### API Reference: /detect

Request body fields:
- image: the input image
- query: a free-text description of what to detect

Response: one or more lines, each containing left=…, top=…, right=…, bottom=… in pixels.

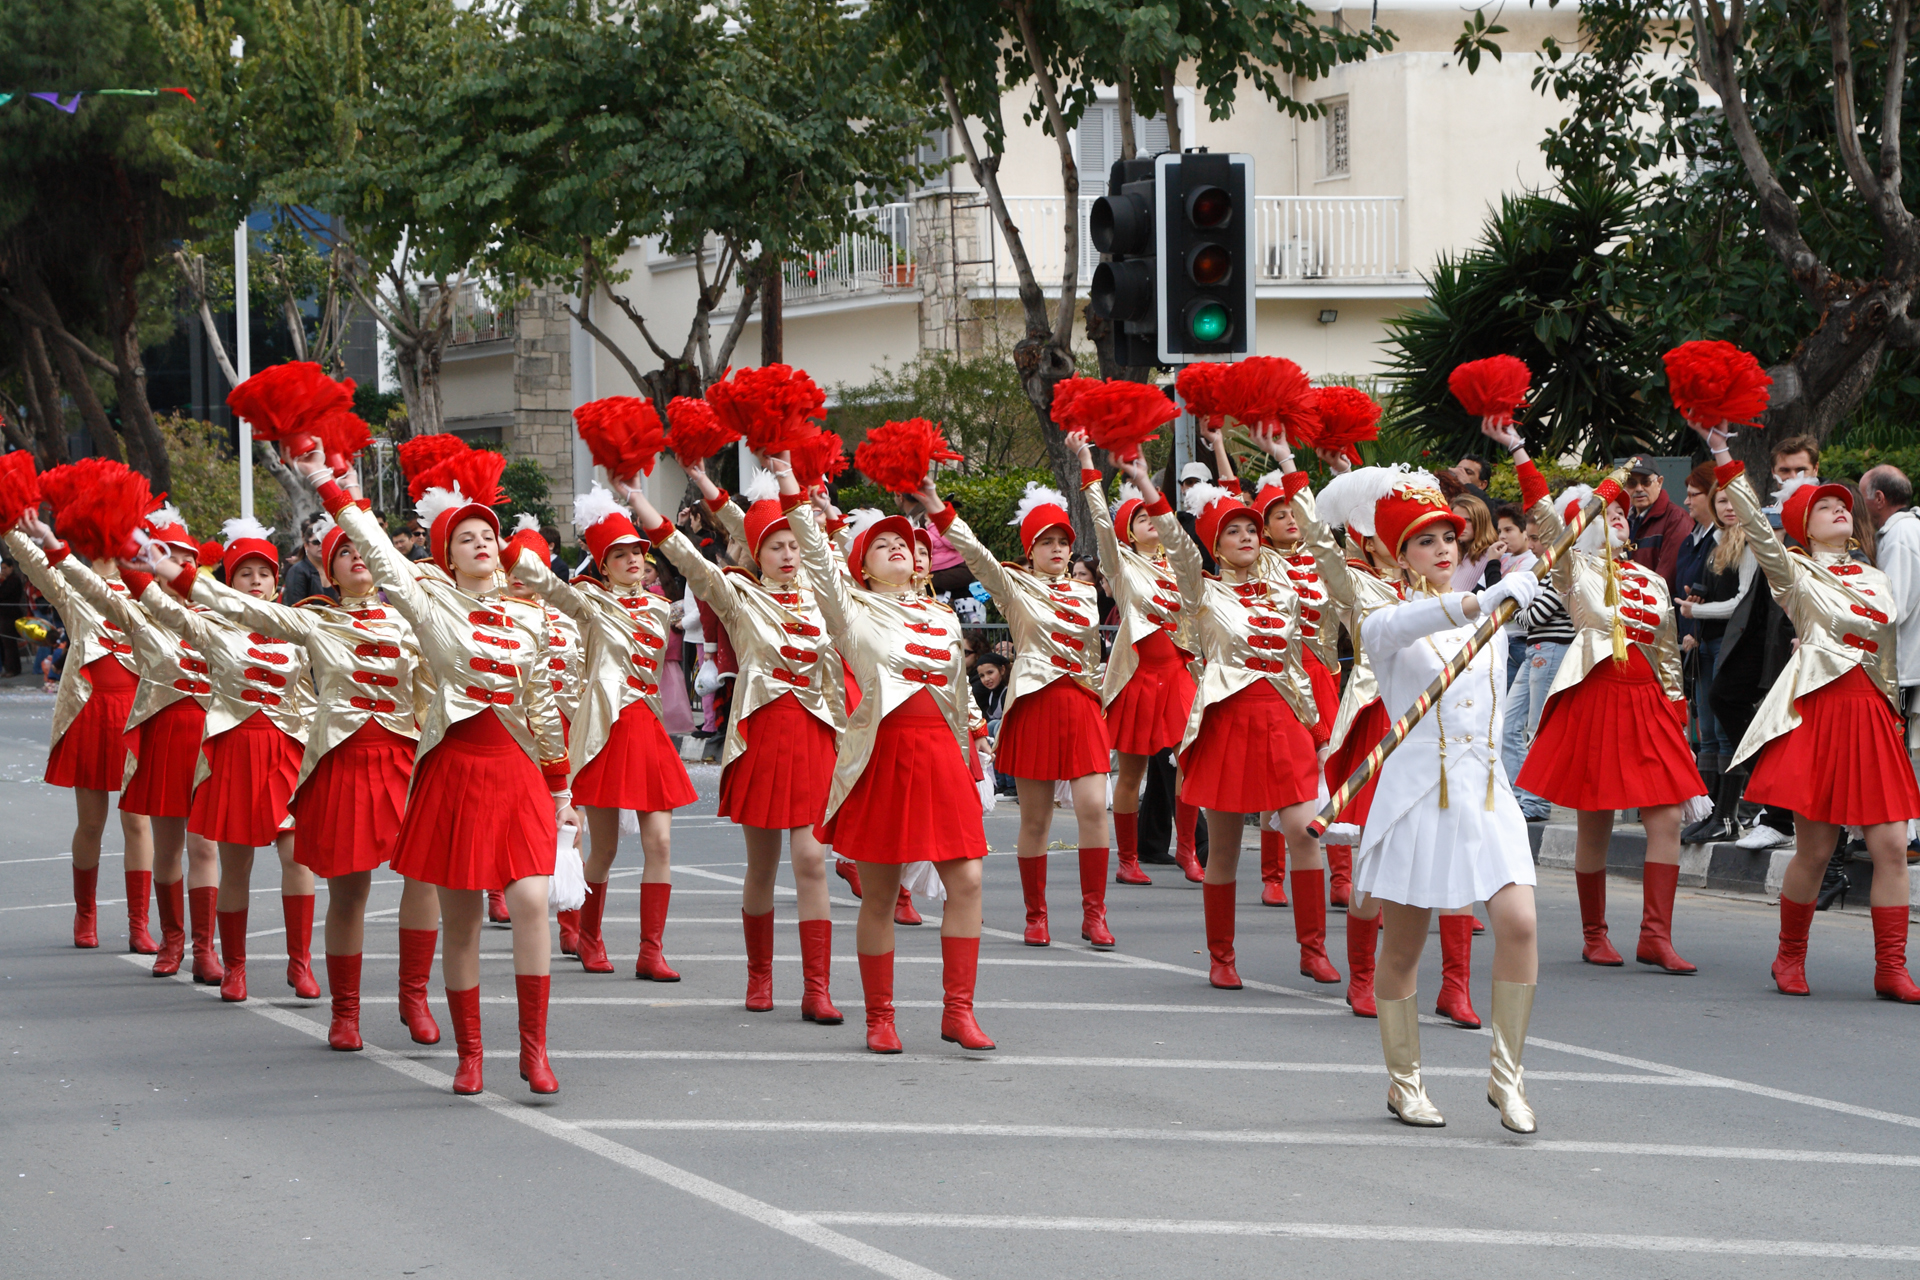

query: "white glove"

left=1476, top=570, right=1541, bottom=617
left=694, top=659, right=724, bottom=698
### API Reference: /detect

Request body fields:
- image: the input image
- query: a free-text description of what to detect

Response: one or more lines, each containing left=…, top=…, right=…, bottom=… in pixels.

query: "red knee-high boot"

left=1326, top=843, right=1353, bottom=909
left=1871, top=906, right=1920, bottom=1003
left=1259, top=829, right=1288, bottom=906
left=1346, top=912, right=1379, bottom=1018
left=894, top=886, right=922, bottom=926
left=1203, top=880, right=1241, bottom=989
left=447, top=985, right=484, bottom=1094
left=1292, top=868, right=1340, bottom=983
left=835, top=858, right=864, bottom=899
left=486, top=889, right=510, bottom=924
left=743, top=908, right=775, bottom=1011
left=557, top=907, right=581, bottom=958
left=1114, top=811, right=1151, bottom=885
left=326, top=953, right=363, bottom=1051
left=576, top=879, right=614, bottom=973
left=516, top=974, right=559, bottom=1094
left=151, top=878, right=186, bottom=976
left=72, top=866, right=99, bottom=949
left=939, top=936, right=995, bottom=1050
left=859, top=951, right=902, bottom=1053
left=188, top=886, right=223, bottom=984
left=283, top=894, right=320, bottom=998
left=798, top=918, right=843, bottom=1025
left=1772, top=895, right=1815, bottom=996
left=216, top=907, right=248, bottom=1002
left=1576, top=870, right=1623, bottom=966
left=635, top=882, right=680, bottom=981
left=1079, top=847, right=1115, bottom=948
left=1435, top=915, right=1480, bottom=1028
left=397, top=927, right=441, bottom=1044
left=125, top=870, right=157, bottom=954
left=1018, top=856, right=1049, bottom=946
left=1174, top=801, right=1204, bottom=882
left=1636, top=862, right=1697, bottom=974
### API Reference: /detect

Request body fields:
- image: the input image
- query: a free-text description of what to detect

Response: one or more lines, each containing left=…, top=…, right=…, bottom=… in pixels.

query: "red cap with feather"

left=218, top=516, right=280, bottom=580
left=413, top=449, right=507, bottom=572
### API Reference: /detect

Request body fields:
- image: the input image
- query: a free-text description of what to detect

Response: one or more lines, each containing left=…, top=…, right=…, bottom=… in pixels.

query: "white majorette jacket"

left=1149, top=486, right=1316, bottom=755
left=5, top=531, right=140, bottom=750
left=651, top=480, right=846, bottom=772
left=317, top=480, right=569, bottom=787
left=1083, top=472, right=1193, bottom=706
left=502, top=486, right=674, bottom=779
left=931, top=485, right=1103, bottom=733
left=788, top=500, right=973, bottom=824
left=1716, top=462, right=1904, bottom=768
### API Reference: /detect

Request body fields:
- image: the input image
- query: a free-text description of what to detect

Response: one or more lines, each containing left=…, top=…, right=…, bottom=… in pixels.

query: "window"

left=1076, top=101, right=1173, bottom=195
left=1323, top=98, right=1350, bottom=178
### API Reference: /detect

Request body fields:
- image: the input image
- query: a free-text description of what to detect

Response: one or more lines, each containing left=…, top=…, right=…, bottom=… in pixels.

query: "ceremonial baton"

left=1306, top=460, right=1633, bottom=839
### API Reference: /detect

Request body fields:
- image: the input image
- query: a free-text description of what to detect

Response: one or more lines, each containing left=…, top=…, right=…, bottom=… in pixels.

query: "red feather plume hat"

left=412, top=449, right=507, bottom=571
left=1448, top=355, right=1532, bottom=425
left=1310, top=384, right=1383, bottom=465
left=573, top=396, right=668, bottom=481
left=735, top=471, right=791, bottom=561
left=398, top=434, right=471, bottom=499
left=39, top=458, right=160, bottom=562
left=666, top=396, right=741, bottom=468
left=1182, top=480, right=1259, bottom=557
left=1374, top=469, right=1466, bottom=557
left=705, top=364, right=827, bottom=456
left=1218, top=357, right=1320, bottom=446
left=1174, top=362, right=1230, bottom=430
left=217, top=515, right=280, bottom=580
left=0, top=450, right=42, bottom=532
left=853, top=418, right=962, bottom=495
left=1663, top=340, right=1772, bottom=429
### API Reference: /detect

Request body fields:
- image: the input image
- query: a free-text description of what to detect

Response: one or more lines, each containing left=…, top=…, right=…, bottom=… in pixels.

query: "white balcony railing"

left=985, top=195, right=1406, bottom=289
left=714, top=203, right=918, bottom=314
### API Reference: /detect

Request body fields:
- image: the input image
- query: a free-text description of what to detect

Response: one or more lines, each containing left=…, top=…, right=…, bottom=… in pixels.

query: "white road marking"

left=568, top=1118, right=1920, bottom=1168
left=2, top=884, right=293, bottom=912
left=0, top=851, right=124, bottom=866
left=247, top=906, right=399, bottom=939
left=795, top=1212, right=1920, bottom=1261
left=254, top=995, right=1340, bottom=1016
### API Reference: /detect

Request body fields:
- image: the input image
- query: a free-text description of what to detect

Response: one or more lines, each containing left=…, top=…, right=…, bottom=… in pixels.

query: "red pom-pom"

left=1071, top=380, right=1179, bottom=462
left=666, top=396, right=741, bottom=467
left=414, top=449, right=507, bottom=508
left=313, top=407, right=372, bottom=477
left=1219, top=357, right=1319, bottom=446
left=705, top=364, right=826, bottom=455
left=1311, top=385, right=1383, bottom=463
left=196, top=539, right=224, bottom=569
left=1049, top=376, right=1096, bottom=429
left=226, top=362, right=359, bottom=466
left=1448, top=355, right=1532, bottom=422
left=791, top=430, right=849, bottom=489
left=398, top=434, right=469, bottom=494
left=852, top=418, right=962, bottom=495
left=573, top=396, right=668, bottom=480
left=0, top=451, right=42, bottom=530
left=39, top=458, right=159, bottom=562
left=1663, top=340, right=1772, bottom=429
left=1174, top=362, right=1231, bottom=429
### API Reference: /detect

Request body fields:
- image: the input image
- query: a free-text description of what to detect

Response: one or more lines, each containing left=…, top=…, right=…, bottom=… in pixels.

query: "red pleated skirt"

left=718, top=692, right=835, bottom=830
left=44, top=657, right=137, bottom=791
left=188, top=712, right=302, bottom=847
left=390, top=709, right=556, bottom=891
left=119, top=696, right=207, bottom=818
left=1179, top=678, right=1319, bottom=814
left=817, top=690, right=986, bottom=863
left=573, top=698, right=698, bottom=812
left=1745, top=666, right=1920, bottom=826
left=291, top=720, right=416, bottom=877
left=1518, top=647, right=1703, bottom=810
left=1323, top=697, right=1390, bottom=829
left=993, top=674, right=1112, bottom=780
left=1105, top=629, right=1196, bottom=756
left=1303, top=648, right=1338, bottom=746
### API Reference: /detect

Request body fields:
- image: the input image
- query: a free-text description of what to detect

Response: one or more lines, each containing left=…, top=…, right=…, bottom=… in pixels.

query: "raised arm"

left=133, top=564, right=220, bottom=652
left=187, top=572, right=318, bottom=646
left=1126, top=455, right=1202, bottom=607
left=4, top=527, right=80, bottom=618
left=504, top=545, right=591, bottom=622
left=928, top=502, right=1013, bottom=604
left=1691, top=427, right=1797, bottom=598
left=623, top=479, right=742, bottom=633
left=53, top=549, right=153, bottom=641
left=1072, top=433, right=1124, bottom=587
left=300, top=458, right=431, bottom=629
left=1254, top=426, right=1354, bottom=615
left=779, top=462, right=854, bottom=642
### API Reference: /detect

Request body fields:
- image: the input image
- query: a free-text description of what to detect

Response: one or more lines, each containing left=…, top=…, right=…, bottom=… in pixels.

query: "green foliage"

left=1482, top=457, right=1614, bottom=505
left=154, top=413, right=284, bottom=537
left=1815, top=442, right=1920, bottom=487
left=352, top=384, right=406, bottom=431
left=835, top=468, right=1054, bottom=565
left=1451, top=8, right=1509, bottom=73
left=469, top=443, right=557, bottom=528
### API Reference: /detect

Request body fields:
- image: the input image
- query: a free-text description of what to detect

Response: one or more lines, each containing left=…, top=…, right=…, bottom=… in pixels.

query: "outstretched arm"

left=1074, top=432, right=1124, bottom=587
left=1124, top=453, right=1201, bottom=606
left=775, top=453, right=853, bottom=642
left=1695, top=424, right=1797, bottom=598
left=629, top=479, right=743, bottom=633
left=920, top=471, right=1013, bottom=604
left=292, top=449, right=430, bottom=629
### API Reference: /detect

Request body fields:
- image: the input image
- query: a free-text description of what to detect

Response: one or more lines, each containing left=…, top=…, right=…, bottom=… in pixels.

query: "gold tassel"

left=1438, top=756, right=1449, bottom=809
left=1603, top=515, right=1628, bottom=664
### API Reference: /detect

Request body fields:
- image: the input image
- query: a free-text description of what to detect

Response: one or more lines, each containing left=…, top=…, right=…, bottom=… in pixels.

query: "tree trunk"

left=1162, top=63, right=1182, bottom=154
left=107, top=302, right=171, bottom=492
left=16, top=323, right=70, bottom=467
left=1117, top=77, right=1138, bottom=160
left=46, top=337, right=122, bottom=465
left=257, top=443, right=321, bottom=536
left=760, top=269, right=783, bottom=365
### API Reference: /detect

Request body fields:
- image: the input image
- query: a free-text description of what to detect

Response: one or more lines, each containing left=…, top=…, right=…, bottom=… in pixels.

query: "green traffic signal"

left=1187, top=301, right=1230, bottom=343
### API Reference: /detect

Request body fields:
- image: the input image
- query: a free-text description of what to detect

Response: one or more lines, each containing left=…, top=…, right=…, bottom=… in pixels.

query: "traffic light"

left=1156, top=151, right=1255, bottom=363
left=1088, top=158, right=1160, bottom=368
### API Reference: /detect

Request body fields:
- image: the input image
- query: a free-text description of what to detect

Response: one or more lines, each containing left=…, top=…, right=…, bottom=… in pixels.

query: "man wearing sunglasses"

left=1624, top=461, right=1691, bottom=596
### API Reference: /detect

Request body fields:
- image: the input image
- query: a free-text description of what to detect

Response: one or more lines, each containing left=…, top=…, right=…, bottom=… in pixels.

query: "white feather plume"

left=1007, top=480, right=1069, bottom=529
left=1116, top=481, right=1143, bottom=505
left=221, top=516, right=275, bottom=545
left=571, top=483, right=627, bottom=531
left=509, top=512, right=542, bottom=538
left=1254, top=468, right=1288, bottom=495
left=149, top=502, right=187, bottom=534
left=844, top=508, right=889, bottom=540
left=309, top=513, right=337, bottom=540
left=1774, top=476, right=1823, bottom=507
left=1316, top=466, right=1389, bottom=538
left=742, top=469, right=781, bottom=504
left=1183, top=480, right=1229, bottom=518
left=414, top=482, right=473, bottom=530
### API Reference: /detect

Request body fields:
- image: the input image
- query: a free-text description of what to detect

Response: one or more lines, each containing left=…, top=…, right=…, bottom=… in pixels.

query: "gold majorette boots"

left=1377, top=993, right=1445, bottom=1127
left=1487, top=979, right=1538, bottom=1134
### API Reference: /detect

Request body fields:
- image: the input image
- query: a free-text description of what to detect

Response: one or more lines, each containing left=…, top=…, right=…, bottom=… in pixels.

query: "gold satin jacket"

left=1530, top=493, right=1685, bottom=705
left=655, top=524, right=845, bottom=771
left=508, top=555, right=672, bottom=777
left=1326, top=563, right=1403, bottom=754
left=1084, top=474, right=1192, bottom=708
left=935, top=506, right=1103, bottom=736
left=322, top=483, right=568, bottom=783
left=187, top=576, right=427, bottom=793
left=537, top=603, right=583, bottom=726
left=52, top=554, right=210, bottom=760
left=790, top=502, right=972, bottom=822
left=1280, top=476, right=1357, bottom=683
left=1720, top=465, right=1902, bottom=767
left=1150, top=500, right=1316, bottom=756
left=6, top=532, right=139, bottom=749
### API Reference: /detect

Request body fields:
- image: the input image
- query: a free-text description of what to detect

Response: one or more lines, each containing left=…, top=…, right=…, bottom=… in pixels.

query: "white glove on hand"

left=1476, top=570, right=1541, bottom=617
left=694, top=659, right=724, bottom=698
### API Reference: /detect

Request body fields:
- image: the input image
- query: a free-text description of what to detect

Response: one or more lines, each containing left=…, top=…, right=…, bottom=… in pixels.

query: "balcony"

left=713, top=204, right=919, bottom=315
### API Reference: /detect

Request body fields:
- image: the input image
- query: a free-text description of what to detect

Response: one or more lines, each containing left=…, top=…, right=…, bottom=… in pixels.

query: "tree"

left=876, top=0, right=1388, bottom=548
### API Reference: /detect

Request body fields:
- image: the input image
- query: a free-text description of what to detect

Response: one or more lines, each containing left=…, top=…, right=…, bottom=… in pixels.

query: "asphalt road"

left=3, top=684, right=1918, bottom=1279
